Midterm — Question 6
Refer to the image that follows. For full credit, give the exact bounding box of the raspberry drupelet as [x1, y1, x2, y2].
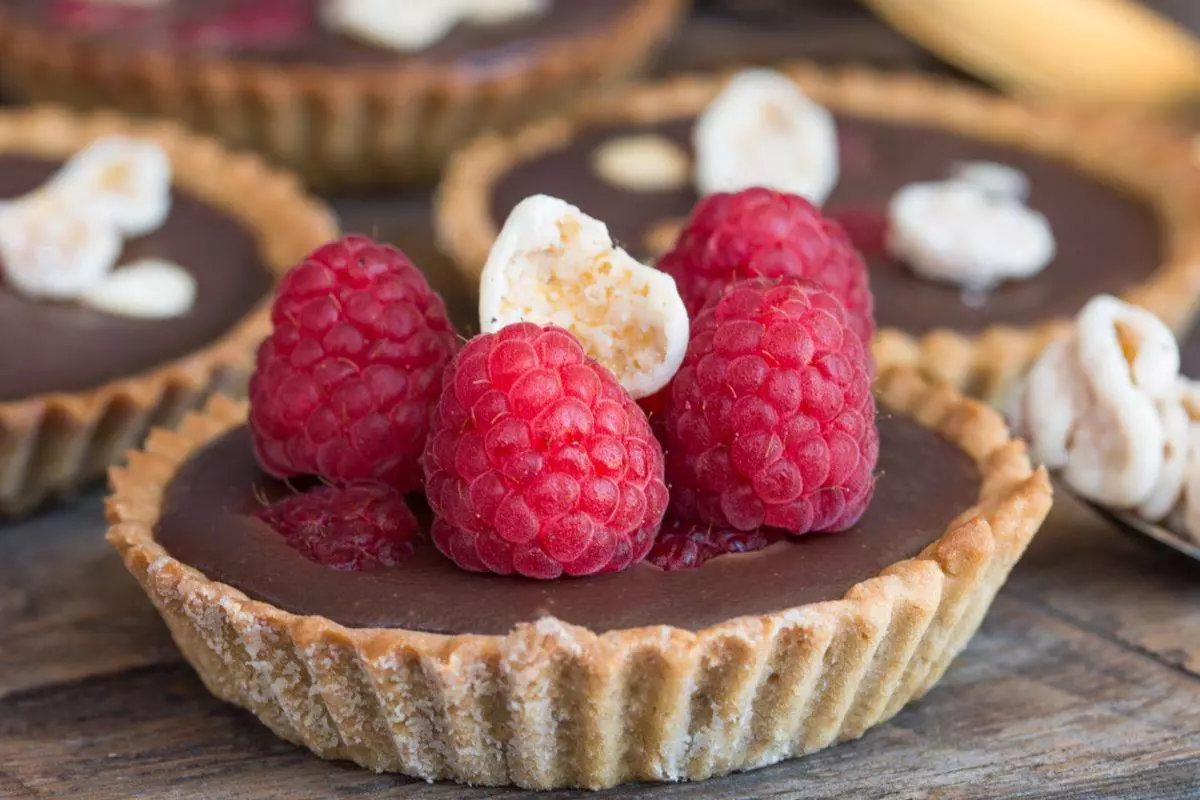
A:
[249, 235, 458, 492]
[424, 323, 670, 579]
[255, 484, 419, 572]
[647, 516, 783, 571]
[657, 187, 875, 343]
[662, 278, 878, 534]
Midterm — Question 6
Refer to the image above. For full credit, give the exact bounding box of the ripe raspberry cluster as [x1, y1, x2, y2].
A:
[657, 188, 875, 343]
[249, 187, 880, 578]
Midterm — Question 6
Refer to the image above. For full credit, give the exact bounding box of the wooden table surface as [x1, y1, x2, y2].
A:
[3, 8, 1200, 800]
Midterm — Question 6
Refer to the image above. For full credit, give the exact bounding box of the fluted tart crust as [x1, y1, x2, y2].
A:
[106, 365, 1052, 789]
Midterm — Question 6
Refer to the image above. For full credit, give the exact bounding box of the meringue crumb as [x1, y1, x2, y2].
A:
[591, 134, 690, 193]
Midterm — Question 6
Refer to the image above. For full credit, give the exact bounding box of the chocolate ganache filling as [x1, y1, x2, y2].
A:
[155, 415, 980, 635]
[0, 156, 273, 401]
[491, 117, 1162, 336]
[13, 0, 641, 67]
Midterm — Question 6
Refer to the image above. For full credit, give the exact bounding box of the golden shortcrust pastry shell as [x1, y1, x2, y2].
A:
[106, 364, 1052, 790]
[0, 106, 337, 516]
[435, 63, 1200, 404]
[0, 1, 688, 189]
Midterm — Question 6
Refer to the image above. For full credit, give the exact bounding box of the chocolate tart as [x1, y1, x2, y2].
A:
[0, 106, 336, 516]
[436, 65, 1200, 402]
[105, 365, 1051, 789]
[0, 0, 687, 189]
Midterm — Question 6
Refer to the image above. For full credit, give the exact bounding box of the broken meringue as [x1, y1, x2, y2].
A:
[326, 0, 546, 52]
[80, 258, 197, 319]
[324, 0, 464, 51]
[479, 194, 689, 399]
[950, 161, 1030, 201]
[1013, 295, 1180, 509]
[464, 0, 548, 24]
[0, 193, 121, 300]
[591, 134, 690, 193]
[694, 69, 839, 205]
[50, 136, 172, 237]
[887, 179, 1055, 292]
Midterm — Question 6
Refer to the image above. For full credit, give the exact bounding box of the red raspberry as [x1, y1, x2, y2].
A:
[249, 235, 458, 492]
[175, 0, 313, 49]
[662, 279, 878, 534]
[647, 516, 782, 571]
[48, 0, 155, 31]
[657, 188, 875, 343]
[424, 323, 669, 579]
[255, 484, 418, 572]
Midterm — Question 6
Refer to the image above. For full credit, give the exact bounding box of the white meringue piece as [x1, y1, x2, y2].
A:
[79, 258, 197, 320]
[479, 194, 689, 399]
[693, 69, 839, 204]
[0, 194, 121, 300]
[50, 136, 172, 237]
[887, 179, 1055, 291]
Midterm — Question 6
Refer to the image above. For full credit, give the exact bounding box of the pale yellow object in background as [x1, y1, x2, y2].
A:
[865, 0, 1200, 107]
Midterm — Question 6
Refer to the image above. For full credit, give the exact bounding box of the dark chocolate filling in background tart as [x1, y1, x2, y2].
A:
[155, 415, 979, 635]
[11, 0, 640, 67]
[0, 156, 273, 401]
[491, 116, 1162, 336]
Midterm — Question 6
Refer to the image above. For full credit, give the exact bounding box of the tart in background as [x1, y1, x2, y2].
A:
[0, 106, 335, 516]
[0, 0, 688, 189]
[436, 64, 1200, 403]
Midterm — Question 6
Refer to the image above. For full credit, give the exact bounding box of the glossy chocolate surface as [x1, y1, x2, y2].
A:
[491, 117, 1162, 336]
[0, 156, 272, 401]
[155, 415, 979, 635]
[14, 0, 639, 67]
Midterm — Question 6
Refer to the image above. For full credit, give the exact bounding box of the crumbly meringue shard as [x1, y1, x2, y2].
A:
[694, 69, 839, 204]
[888, 177, 1054, 291]
[479, 194, 689, 399]
[1013, 295, 1200, 543]
[80, 259, 198, 320]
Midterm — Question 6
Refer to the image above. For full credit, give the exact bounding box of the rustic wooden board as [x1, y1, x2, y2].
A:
[2, 8, 1199, 799]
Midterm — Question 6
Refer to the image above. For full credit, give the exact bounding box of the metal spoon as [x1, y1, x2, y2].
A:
[1076, 493, 1200, 563]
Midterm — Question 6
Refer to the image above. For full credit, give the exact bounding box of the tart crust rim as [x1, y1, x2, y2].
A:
[0, 105, 337, 515]
[435, 63, 1200, 402]
[105, 364, 1053, 789]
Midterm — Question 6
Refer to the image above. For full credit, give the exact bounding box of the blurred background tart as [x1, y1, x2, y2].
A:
[437, 65, 1200, 402]
[0, 0, 688, 189]
[0, 106, 334, 516]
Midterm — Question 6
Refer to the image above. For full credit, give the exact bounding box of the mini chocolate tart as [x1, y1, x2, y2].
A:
[106, 365, 1051, 789]
[436, 65, 1200, 402]
[0, 0, 687, 188]
[0, 106, 335, 516]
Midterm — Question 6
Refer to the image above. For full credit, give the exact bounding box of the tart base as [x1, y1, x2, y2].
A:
[436, 64, 1200, 404]
[106, 366, 1051, 789]
[0, 1, 688, 189]
[0, 107, 336, 516]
